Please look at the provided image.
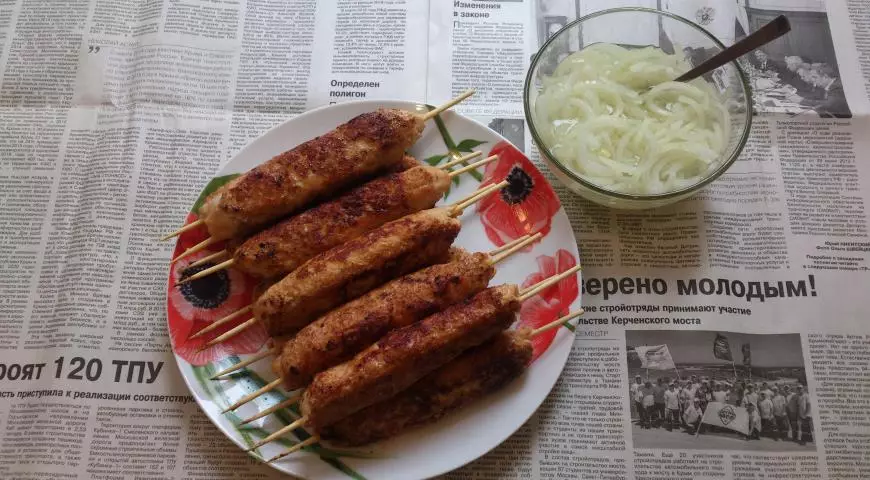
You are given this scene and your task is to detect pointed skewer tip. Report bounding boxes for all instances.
[160,219,204,241]
[266,436,319,463]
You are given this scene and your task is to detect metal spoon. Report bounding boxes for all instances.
[672,15,791,84]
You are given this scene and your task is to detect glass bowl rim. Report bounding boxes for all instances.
[523,6,753,202]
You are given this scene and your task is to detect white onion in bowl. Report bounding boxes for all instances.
[534,43,730,195]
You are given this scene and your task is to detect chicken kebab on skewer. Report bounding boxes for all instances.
[208,234,538,383]
[311,311,581,451]
[179,152,424,268]
[178,151,497,282]
[218,234,543,418]
[242,267,581,453]
[210,233,541,380]
[162,90,475,243]
[174,153,426,267]
[268,235,541,389]
[182,153,496,342]
[267,314,581,461]
[197,182,508,351]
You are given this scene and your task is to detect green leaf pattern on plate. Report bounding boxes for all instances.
[455,139,486,151]
[424,110,488,196]
[193,361,371,478]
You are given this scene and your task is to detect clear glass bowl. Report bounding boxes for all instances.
[524,7,752,209]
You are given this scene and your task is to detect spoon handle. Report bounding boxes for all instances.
[674,15,791,83]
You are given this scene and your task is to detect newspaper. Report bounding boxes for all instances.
[1,0,869,478]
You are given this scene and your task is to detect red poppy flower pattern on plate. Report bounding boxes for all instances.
[517,249,579,362]
[167,213,268,365]
[477,141,560,248]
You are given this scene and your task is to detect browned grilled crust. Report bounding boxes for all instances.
[233,165,450,279]
[389,154,421,172]
[320,330,533,446]
[301,284,520,430]
[254,208,461,337]
[199,109,424,240]
[271,250,495,390]
[252,280,276,300]
[219,154,421,256]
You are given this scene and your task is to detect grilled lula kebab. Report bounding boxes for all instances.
[199,182,508,350]
[219,235,543,421]
[261,327,538,460]
[185,154,495,342]
[244,326,538,450]
[269,234,542,392]
[189,182,505,346]
[207,234,541,383]
[243,268,581,452]
[219,245,505,424]
[178,153,425,268]
[178,151,497,282]
[314,311,582,450]
[161,90,475,243]
[322,329,535,447]
[182,153,424,269]
[266,313,581,462]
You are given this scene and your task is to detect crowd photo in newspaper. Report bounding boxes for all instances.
[627,331,814,452]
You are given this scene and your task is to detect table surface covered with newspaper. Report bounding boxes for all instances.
[2,0,870,478]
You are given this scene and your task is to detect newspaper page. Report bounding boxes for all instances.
[2,0,870,479]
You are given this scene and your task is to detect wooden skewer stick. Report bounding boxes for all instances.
[177,258,235,285]
[223,378,284,413]
[188,249,228,269]
[489,232,543,265]
[171,237,218,265]
[247,417,307,452]
[266,436,320,463]
[446,155,498,178]
[488,235,533,255]
[240,393,303,426]
[199,317,258,352]
[530,309,585,337]
[421,90,475,122]
[449,180,508,216]
[210,347,278,380]
[518,264,582,302]
[438,151,482,170]
[190,306,252,340]
[160,219,204,241]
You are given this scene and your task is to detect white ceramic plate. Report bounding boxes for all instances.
[165,100,582,480]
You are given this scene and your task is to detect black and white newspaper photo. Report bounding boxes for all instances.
[627,330,814,452]
[735,1,852,118]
